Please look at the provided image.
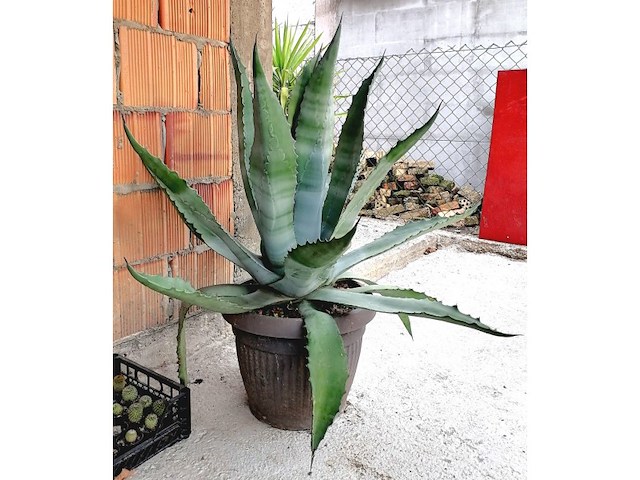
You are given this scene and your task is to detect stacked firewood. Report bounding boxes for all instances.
[354,151,482,226]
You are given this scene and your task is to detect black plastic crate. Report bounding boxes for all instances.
[113,354,191,477]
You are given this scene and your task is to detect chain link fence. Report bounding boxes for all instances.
[334,41,527,194]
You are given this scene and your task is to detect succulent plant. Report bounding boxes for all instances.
[127,402,144,424]
[272,19,322,111]
[121,384,138,403]
[152,398,167,417]
[124,429,138,443]
[113,374,127,393]
[144,413,158,431]
[123,22,514,460]
[139,395,153,409]
[113,403,124,417]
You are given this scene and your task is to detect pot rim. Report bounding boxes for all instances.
[223,308,376,340]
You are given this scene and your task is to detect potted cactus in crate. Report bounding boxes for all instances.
[122,23,514,464]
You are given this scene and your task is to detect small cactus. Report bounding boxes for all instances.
[144,413,158,431]
[121,384,138,403]
[113,374,127,393]
[139,395,153,409]
[152,398,167,417]
[113,403,124,417]
[127,402,144,424]
[124,429,138,443]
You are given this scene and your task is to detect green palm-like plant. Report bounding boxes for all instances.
[272,18,322,113]
[122,23,514,461]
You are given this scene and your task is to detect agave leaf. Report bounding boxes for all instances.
[271,223,358,297]
[249,41,298,271]
[287,52,320,129]
[196,283,256,296]
[173,284,294,385]
[299,300,349,462]
[125,262,290,314]
[197,283,294,308]
[398,313,413,339]
[122,122,280,285]
[229,41,258,222]
[333,202,479,278]
[346,284,437,300]
[333,103,441,238]
[292,22,342,244]
[321,57,385,240]
[344,277,414,338]
[306,285,516,337]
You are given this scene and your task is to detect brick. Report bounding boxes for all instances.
[403,200,421,211]
[113,53,117,105]
[113,111,162,185]
[399,207,432,220]
[439,179,456,191]
[114,190,191,268]
[159,0,229,41]
[195,180,233,230]
[396,174,417,182]
[374,205,405,218]
[393,190,413,198]
[114,259,168,339]
[201,44,230,111]
[407,159,435,171]
[112,270,125,341]
[114,0,159,26]
[119,27,197,108]
[113,270,123,340]
[170,248,232,290]
[458,184,482,204]
[420,192,442,203]
[407,167,430,175]
[165,112,231,179]
[163,194,191,253]
[191,180,234,246]
[438,200,460,212]
[168,248,232,318]
[113,192,143,266]
[464,215,480,226]
[140,189,169,259]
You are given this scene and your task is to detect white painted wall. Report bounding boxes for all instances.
[316,0,527,58]
[272,0,316,27]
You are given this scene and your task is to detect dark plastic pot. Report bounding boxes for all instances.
[223,308,375,431]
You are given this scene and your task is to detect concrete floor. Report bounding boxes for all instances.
[114,219,527,479]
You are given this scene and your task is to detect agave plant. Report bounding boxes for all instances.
[122,23,513,461]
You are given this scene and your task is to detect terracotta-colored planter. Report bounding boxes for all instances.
[223,308,375,431]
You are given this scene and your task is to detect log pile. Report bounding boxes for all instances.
[353,151,483,226]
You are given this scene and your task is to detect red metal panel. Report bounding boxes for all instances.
[479,69,527,245]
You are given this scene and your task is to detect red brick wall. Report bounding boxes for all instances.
[113,0,232,340]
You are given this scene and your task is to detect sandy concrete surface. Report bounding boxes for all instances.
[114,221,527,479]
